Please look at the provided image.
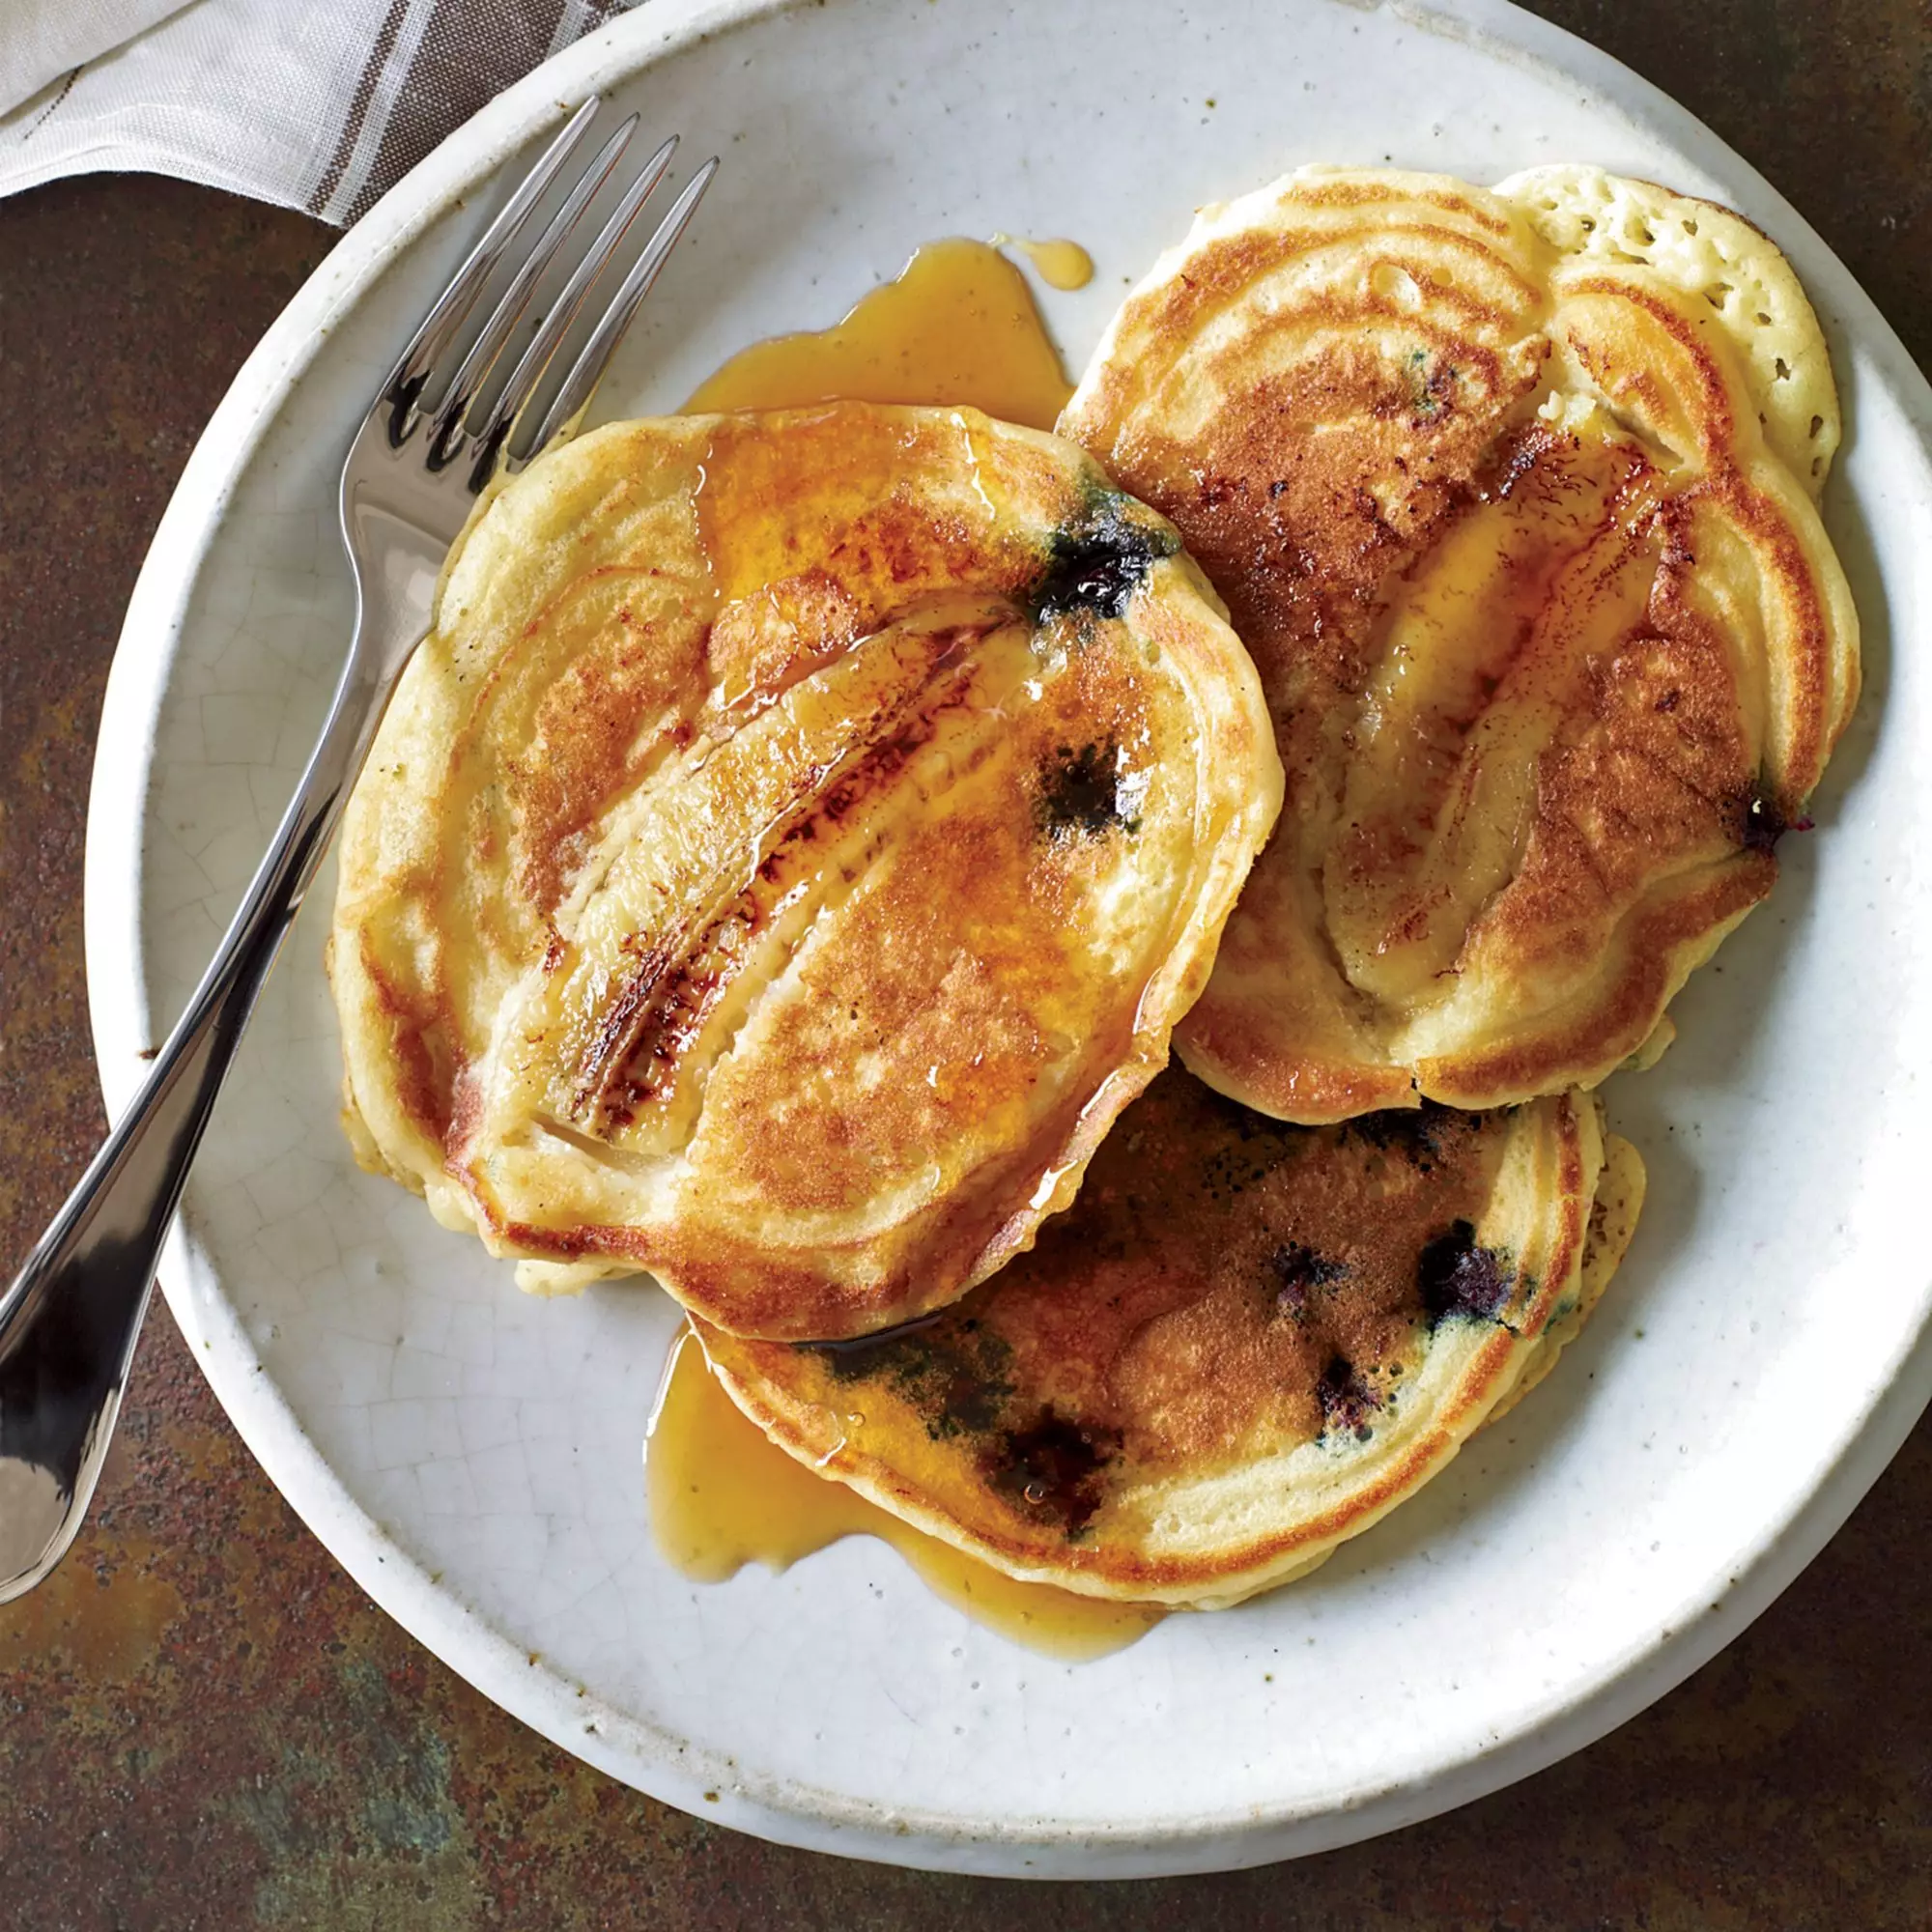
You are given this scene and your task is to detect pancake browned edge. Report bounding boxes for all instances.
[1061,165,1860,1122]
[698,1068,1643,1607]
[329,404,1282,1341]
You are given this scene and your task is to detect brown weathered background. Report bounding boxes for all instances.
[1,3,1927,1925]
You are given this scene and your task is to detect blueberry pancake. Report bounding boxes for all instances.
[698,1067,1642,1606]
[1062,166,1859,1122]
[329,404,1281,1340]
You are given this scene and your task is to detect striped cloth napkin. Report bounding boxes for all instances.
[0,0,637,226]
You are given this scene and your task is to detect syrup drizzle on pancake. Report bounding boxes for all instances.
[646,241,1166,1655]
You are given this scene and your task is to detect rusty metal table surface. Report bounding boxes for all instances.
[1,3,1927,1925]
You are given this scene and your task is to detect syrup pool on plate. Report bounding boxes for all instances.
[645,1327,1164,1661]
[992,234,1096,291]
[684,236,1081,429]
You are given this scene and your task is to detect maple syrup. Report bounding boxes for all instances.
[994,234,1096,292]
[684,238,1076,430]
[645,1326,1164,1661]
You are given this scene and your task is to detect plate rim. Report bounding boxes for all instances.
[81,0,1932,1877]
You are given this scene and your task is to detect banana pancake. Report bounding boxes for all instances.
[698,1067,1642,1607]
[330,404,1281,1340]
[1061,165,1860,1122]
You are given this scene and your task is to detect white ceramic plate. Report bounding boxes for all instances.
[85,0,1932,1878]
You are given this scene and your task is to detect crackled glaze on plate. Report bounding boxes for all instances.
[84,0,1932,1877]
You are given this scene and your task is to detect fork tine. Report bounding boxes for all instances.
[520,156,722,462]
[423,113,642,469]
[382,96,600,442]
[466,134,681,492]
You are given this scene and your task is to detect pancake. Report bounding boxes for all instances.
[1061,165,1860,1122]
[698,1068,1642,1607]
[329,404,1282,1340]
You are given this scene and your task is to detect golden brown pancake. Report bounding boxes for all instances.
[330,404,1281,1339]
[699,1068,1642,1606]
[1061,165,1859,1122]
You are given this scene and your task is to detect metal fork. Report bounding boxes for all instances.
[0,99,717,1604]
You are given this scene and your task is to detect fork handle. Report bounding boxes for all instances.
[0,605,407,1604]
